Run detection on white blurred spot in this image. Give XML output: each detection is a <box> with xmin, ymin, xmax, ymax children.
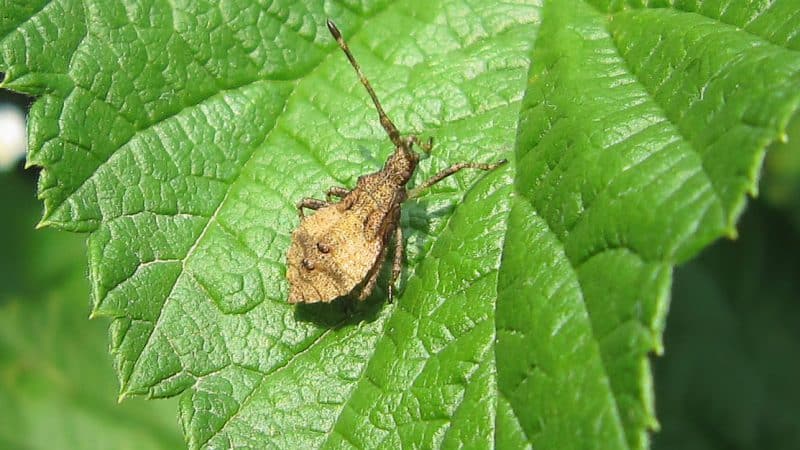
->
<box><xmin>0</xmin><ymin>102</ymin><xmax>27</xmax><ymax>171</ymax></box>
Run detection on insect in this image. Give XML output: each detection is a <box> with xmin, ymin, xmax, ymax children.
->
<box><xmin>286</xmin><ymin>20</ymin><xmax>506</xmax><ymax>304</ymax></box>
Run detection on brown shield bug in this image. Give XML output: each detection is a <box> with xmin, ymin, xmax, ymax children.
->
<box><xmin>286</xmin><ymin>20</ymin><xmax>506</xmax><ymax>304</ymax></box>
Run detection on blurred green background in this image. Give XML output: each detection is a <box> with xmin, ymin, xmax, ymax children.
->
<box><xmin>0</xmin><ymin>88</ymin><xmax>798</xmax><ymax>449</ymax></box>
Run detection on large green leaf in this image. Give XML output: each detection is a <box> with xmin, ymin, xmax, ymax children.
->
<box><xmin>1</xmin><ymin>0</ymin><xmax>798</xmax><ymax>448</ymax></box>
<box><xmin>0</xmin><ymin>171</ymin><xmax>182</xmax><ymax>450</ymax></box>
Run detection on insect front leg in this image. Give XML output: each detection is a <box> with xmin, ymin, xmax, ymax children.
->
<box><xmin>326</xmin><ymin>186</ymin><xmax>351</xmax><ymax>202</ymax></box>
<box><xmin>408</xmin><ymin>159</ymin><xmax>508</xmax><ymax>199</ymax></box>
<box><xmin>409</xmin><ymin>135</ymin><xmax>434</xmax><ymax>154</ymax></box>
<box><xmin>296</xmin><ymin>198</ymin><xmax>330</xmax><ymax>218</ymax></box>
<box><xmin>388</xmin><ymin>226</ymin><xmax>404</xmax><ymax>303</ymax></box>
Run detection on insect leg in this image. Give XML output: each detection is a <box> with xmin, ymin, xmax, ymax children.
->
<box><xmin>326</xmin><ymin>20</ymin><xmax>402</xmax><ymax>148</ymax></box>
<box><xmin>388</xmin><ymin>226</ymin><xmax>404</xmax><ymax>303</ymax></box>
<box><xmin>296</xmin><ymin>198</ymin><xmax>330</xmax><ymax>218</ymax></box>
<box><xmin>357</xmin><ymin>246</ymin><xmax>388</xmax><ymax>301</ymax></box>
<box><xmin>409</xmin><ymin>135</ymin><xmax>434</xmax><ymax>154</ymax></box>
<box><xmin>407</xmin><ymin>159</ymin><xmax>508</xmax><ymax>199</ymax></box>
<box><xmin>326</xmin><ymin>186</ymin><xmax>351</xmax><ymax>202</ymax></box>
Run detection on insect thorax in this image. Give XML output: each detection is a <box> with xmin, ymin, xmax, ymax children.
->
<box><xmin>389</xmin><ymin>144</ymin><xmax>421</xmax><ymax>179</ymax></box>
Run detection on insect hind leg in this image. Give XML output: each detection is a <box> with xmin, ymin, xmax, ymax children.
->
<box><xmin>388</xmin><ymin>226</ymin><xmax>404</xmax><ymax>303</ymax></box>
<box><xmin>357</xmin><ymin>245</ymin><xmax>388</xmax><ymax>301</ymax></box>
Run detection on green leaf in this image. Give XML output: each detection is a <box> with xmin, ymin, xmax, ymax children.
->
<box><xmin>500</xmin><ymin>2</ymin><xmax>799</xmax><ymax>448</ymax></box>
<box><xmin>0</xmin><ymin>171</ymin><xmax>182</xmax><ymax>450</ymax></box>
<box><xmin>1</xmin><ymin>0</ymin><xmax>798</xmax><ymax>448</ymax></box>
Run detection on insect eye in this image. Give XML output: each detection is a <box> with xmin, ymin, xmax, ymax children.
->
<box><xmin>302</xmin><ymin>258</ymin><xmax>315</xmax><ymax>270</ymax></box>
<box><xmin>317</xmin><ymin>242</ymin><xmax>331</xmax><ymax>253</ymax></box>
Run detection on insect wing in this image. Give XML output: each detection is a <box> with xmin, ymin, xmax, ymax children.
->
<box><xmin>287</xmin><ymin>207</ymin><xmax>382</xmax><ymax>303</ymax></box>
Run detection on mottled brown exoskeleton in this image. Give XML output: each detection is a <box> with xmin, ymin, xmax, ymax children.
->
<box><xmin>286</xmin><ymin>20</ymin><xmax>506</xmax><ymax>304</ymax></box>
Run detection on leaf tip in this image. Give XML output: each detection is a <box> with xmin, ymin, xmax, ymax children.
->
<box><xmin>117</xmin><ymin>390</ymin><xmax>129</xmax><ymax>404</ymax></box>
<box><xmin>36</xmin><ymin>203</ymin><xmax>55</xmax><ymax>230</ymax></box>
<box><xmin>653</xmin><ymin>340</ymin><xmax>664</xmax><ymax>356</ymax></box>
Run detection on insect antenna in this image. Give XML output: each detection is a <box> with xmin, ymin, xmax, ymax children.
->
<box><xmin>326</xmin><ymin>19</ymin><xmax>402</xmax><ymax>148</ymax></box>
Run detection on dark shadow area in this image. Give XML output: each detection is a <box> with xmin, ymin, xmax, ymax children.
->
<box><xmin>400</xmin><ymin>199</ymin><xmax>435</xmax><ymax>250</ymax></box>
<box><xmin>292</xmin><ymin>273</ymin><xmax>387</xmax><ymax>330</ymax></box>
<box><xmin>401</xmin><ymin>192</ymin><xmax>457</xmax><ymax>246</ymax></box>
<box><xmin>292</xmin><ymin>293</ymin><xmax>385</xmax><ymax>330</ymax></box>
